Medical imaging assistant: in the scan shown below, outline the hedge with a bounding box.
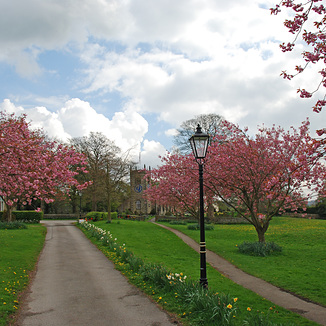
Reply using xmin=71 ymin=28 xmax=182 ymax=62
xmin=0 ymin=210 xmax=43 ymax=223
xmin=85 ymin=211 xmax=118 ymax=221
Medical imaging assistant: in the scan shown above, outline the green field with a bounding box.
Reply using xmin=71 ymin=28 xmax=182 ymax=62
xmin=90 ymin=218 xmax=323 ymax=325
xmin=0 ymin=225 xmax=46 ymax=326
xmin=163 ymin=217 xmax=326 ymax=306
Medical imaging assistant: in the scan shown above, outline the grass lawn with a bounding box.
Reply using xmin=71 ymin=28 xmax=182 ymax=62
xmin=163 ymin=217 xmax=326 ymax=306
xmin=0 ymin=225 xmax=46 ymax=326
xmin=91 ymin=219 xmax=319 ymax=325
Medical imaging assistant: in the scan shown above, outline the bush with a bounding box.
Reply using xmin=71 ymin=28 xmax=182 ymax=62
xmin=0 ymin=210 xmax=42 ymax=223
xmin=86 ymin=211 xmax=118 ymax=221
xmin=86 ymin=211 xmax=107 ymax=221
xmin=187 ymin=224 xmax=214 ymax=230
xmin=157 ymin=218 xmax=172 ymax=223
xmin=238 ymin=241 xmax=282 ymax=257
xmin=185 ymin=219 xmax=198 ymax=223
xmin=0 ymin=221 xmax=27 ymax=229
xmin=169 ymin=220 xmax=187 ymax=225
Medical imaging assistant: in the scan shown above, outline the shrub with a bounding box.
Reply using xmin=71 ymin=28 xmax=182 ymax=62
xmin=0 ymin=210 xmax=42 ymax=223
xmin=86 ymin=211 xmax=118 ymax=221
xmin=157 ymin=218 xmax=172 ymax=223
xmin=86 ymin=211 xmax=107 ymax=221
xmin=238 ymin=242 xmax=282 ymax=257
xmin=169 ymin=220 xmax=187 ymax=225
xmin=185 ymin=219 xmax=198 ymax=223
xmin=187 ymin=224 xmax=214 ymax=230
xmin=111 ymin=212 xmax=118 ymax=220
xmin=0 ymin=221 xmax=27 ymax=229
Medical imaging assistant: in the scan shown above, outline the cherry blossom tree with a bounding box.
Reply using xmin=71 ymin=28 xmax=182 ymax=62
xmin=205 ymin=119 xmax=326 ymax=242
xmin=271 ymin=0 xmax=326 ymax=126
xmin=144 ymin=153 xmax=212 ymax=219
xmin=0 ymin=113 xmax=89 ymax=221
xmin=146 ymin=119 xmax=326 ymax=243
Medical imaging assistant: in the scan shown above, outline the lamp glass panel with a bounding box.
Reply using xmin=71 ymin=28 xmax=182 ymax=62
xmin=194 ymin=137 xmax=208 ymax=158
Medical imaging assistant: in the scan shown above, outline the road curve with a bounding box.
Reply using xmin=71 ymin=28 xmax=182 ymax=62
xmin=15 ymin=220 xmax=176 ymax=326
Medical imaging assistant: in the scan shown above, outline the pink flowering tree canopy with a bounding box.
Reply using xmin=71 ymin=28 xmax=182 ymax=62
xmin=0 ymin=113 xmax=89 ymax=221
xmin=146 ymin=119 xmax=326 ymax=243
xmin=271 ymin=0 xmax=326 ymax=125
xmin=144 ymin=154 xmax=213 ymax=219
xmin=205 ymin=119 xmax=326 ymax=242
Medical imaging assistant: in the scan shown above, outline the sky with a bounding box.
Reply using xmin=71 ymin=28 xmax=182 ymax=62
xmin=0 ymin=0 xmax=325 ymax=168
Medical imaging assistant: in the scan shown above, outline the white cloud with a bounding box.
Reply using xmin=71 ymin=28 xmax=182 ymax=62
xmin=0 ymin=98 xmax=165 ymax=167
xmin=0 ymin=0 xmax=325 ymax=167
xmin=0 ymin=99 xmax=24 ymax=114
xmin=140 ymin=140 xmax=167 ymax=168
xmin=165 ymin=128 xmax=178 ymax=137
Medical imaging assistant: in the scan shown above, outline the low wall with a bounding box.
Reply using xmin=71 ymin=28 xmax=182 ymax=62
xmin=43 ymin=214 xmax=82 ymax=219
xmin=155 ymin=215 xmax=249 ymax=224
xmin=212 ymin=216 xmax=249 ymax=224
xmin=283 ymin=213 xmax=321 ymax=219
xmin=118 ymin=215 xmax=146 ymax=221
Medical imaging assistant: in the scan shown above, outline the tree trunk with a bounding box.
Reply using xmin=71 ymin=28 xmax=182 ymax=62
xmin=257 ymin=229 xmax=265 ymax=243
xmin=207 ymin=201 xmax=214 ymax=221
xmin=4 ymin=204 xmax=13 ymax=222
xmin=107 ymin=191 xmax=111 ymax=222
xmin=254 ymin=222 xmax=269 ymax=243
xmin=92 ymin=191 xmax=97 ymax=211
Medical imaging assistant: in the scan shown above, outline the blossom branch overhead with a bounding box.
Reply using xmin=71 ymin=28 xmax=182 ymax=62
xmin=271 ymin=0 xmax=326 ymax=117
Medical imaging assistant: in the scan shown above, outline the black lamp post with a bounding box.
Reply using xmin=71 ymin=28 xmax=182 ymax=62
xmin=189 ymin=124 xmax=210 ymax=288
xmin=78 ymin=191 xmax=82 ymax=220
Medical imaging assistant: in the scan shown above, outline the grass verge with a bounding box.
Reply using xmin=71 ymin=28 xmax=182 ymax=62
xmin=79 ymin=220 xmax=318 ymax=325
xmin=0 ymin=224 xmax=46 ymax=326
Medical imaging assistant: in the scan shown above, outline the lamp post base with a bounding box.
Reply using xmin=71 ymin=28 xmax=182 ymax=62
xmin=200 ymin=277 xmax=208 ymax=288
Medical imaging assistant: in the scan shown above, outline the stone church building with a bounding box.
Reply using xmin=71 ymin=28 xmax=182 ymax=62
xmin=129 ymin=166 xmax=153 ymax=214
xmin=119 ymin=165 xmax=167 ymax=216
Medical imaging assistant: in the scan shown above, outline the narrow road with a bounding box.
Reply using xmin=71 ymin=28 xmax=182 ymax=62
xmin=154 ymin=222 xmax=326 ymax=326
xmin=15 ymin=220 xmax=176 ymax=326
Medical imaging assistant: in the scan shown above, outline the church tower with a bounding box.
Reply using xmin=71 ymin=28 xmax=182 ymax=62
xmin=129 ymin=165 xmax=152 ymax=214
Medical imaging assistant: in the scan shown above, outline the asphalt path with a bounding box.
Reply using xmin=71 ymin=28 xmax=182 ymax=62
xmin=15 ymin=220 xmax=176 ymax=326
